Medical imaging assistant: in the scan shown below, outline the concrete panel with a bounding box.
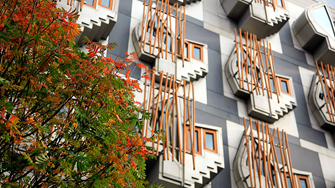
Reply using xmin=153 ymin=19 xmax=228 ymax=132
xmin=211 ymin=145 xmax=232 ymax=188
xmin=293 ymin=83 xmax=313 ymax=127
xmin=289 ymin=143 xmax=325 ymax=181
xmin=186 ymin=15 xmax=203 ymax=27
xmin=195 ymin=102 xmax=240 ymax=124
xmin=195 ymin=108 xmax=229 ymax=145
xmin=313 ymin=175 xmax=327 ymax=188
xmin=185 ymin=21 xmax=221 ymax=52
xmin=297 ymin=123 xmax=328 ymax=148
xmin=108 ymin=13 xmax=131 ymax=59
xmin=119 ymin=0 xmax=132 ymax=16
xmin=207 ymin=90 xmax=239 ymax=116
xmin=279 ymin=18 xmax=295 ymax=46
xmin=274 ymin=57 xmax=302 ymax=84
xmin=207 ymin=49 xmax=224 ymax=95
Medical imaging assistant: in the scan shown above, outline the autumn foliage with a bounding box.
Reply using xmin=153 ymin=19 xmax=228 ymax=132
xmin=0 ymin=0 xmax=154 ymax=187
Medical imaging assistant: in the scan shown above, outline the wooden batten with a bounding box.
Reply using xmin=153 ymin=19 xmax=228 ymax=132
xmin=243 ymin=118 xmax=297 ymax=188
xmin=157 ymin=72 xmax=170 ymax=156
xmin=243 ymin=117 xmax=254 ymax=187
xmin=183 ymin=80 xmax=187 ymax=165
xmin=244 ymin=32 xmax=250 ymax=92
xmin=316 ymin=61 xmax=333 ymax=122
xmin=234 ymin=29 xmax=241 ymax=88
xmin=239 ymin=29 xmax=244 ymax=90
xmin=145 ymin=70 xmax=155 ymax=139
xmin=140 ymin=0 xmax=146 ymax=51
xmin=141 ymin=78 xmax=148 ymax=140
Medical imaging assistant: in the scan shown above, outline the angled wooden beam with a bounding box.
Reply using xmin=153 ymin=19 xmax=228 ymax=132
xmin=141 ymin=78 xmax=148 ymax=140
xmin=192 ymin=83 xmax=196 ymax=170
xmin=145 ymin=69 xmax=155 ymax=139
xmin=156 ymin=72 xmax=170 ymax=156
xmin=243 ymin=117 xmax=254 ymax=188
xmin=234 ymin=28 xmax=242 ymax=89
xmin=152 ymin=71 xmax=164 ymax=154
xmin=140 ymin=0 xmax=147 ymax=51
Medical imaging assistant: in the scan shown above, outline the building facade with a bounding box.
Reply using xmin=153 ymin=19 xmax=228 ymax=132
xmin=59 ymin=0 xmax=335 ymax=187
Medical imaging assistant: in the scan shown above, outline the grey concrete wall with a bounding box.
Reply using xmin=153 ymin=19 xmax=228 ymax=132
xmin=105 ymin=0 xmax=335 ymax=187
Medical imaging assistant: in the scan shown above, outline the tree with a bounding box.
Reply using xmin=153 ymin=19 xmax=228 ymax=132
xmin=0 ymin=0 xmax=153 ymax=187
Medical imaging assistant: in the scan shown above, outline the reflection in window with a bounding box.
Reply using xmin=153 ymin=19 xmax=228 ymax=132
xmin=188 ymin=130 xmax=199 ymax=151
xmin=205 ymin=133 xmax=214 ymax=150
xmin=86 ymin=0 xmax=95 ymax=6
xmin=300 ymin=179 xmax=308 ymax=188
xmin=194 ymin=47 xmax=201 ymax=59
xmin=281 ymin=80 xmax=288 ymax=93
xmin=270 ymin=78 xmax=276 ymax=92
xmin=277 ymin=0 xmax=283 ymax=7
xmin=286 ymin=176 xmax=292 ymax=188
xmin=312 ymin=6 xmax=335 ymax=38
xmin=100 ymin=0 xmax=111 ymax=7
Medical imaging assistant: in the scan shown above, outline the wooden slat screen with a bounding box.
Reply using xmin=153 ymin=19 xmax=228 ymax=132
xmin=315 ymin=61 xmax=335 ymax=123
xmin=243 ymin=117 xmax=297 ymax=188
xmin=142 ymin=70 xmax=197 ymax=169
xmin=234 ymin=28 xmax=281 ymax=103
xmin=140 ymin=0 xmax=186 ymax=66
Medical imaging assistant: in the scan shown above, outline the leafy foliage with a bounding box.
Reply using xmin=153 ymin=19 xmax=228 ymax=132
xmin=0 ymin=0 xmax=154 ymax=187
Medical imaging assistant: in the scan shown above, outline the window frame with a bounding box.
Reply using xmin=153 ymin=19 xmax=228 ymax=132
xmin=296 ymin=175 xmax=311 ymax=188
xmin=99 ymin=0 xmax=113 ymax=9
xmin=203 ymin=129 xmax=218 ymax=153
xmin=85 ymin=0 xmax=97 ymax=8
xmin=183 ymin=41 xmax=190 ymax=62
xmin=279 ymin=77 xmax=291 ymax=95
xmin=186 ymin=126 xmax=202 ymax=155
xmin=192 ymin=43 xmax=203 ymax=62
xmin=276 ymin=0 xmax=285 ymax=9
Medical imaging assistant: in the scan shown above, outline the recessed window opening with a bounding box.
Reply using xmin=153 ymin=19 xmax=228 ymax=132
xmin=99 ymin=0 xmax=113 ymax=9
xmin=312 ymin=6 xmax=335 ymax=38
xmin=192 ymin=44 xmax=203 ymax=62
xmin=279 ymin=77 xmax=291 ymax=95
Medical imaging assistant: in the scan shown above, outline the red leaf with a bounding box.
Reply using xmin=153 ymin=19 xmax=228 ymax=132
xmin=125 ymin=51 xmax=128 ymax=56
xmin=126 ymin=69 xmax=131 ymax=79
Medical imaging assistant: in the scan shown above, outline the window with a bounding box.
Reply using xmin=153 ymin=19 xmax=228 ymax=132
xmin=296 ymin=175 xmax=310 ymax=188
xmin=186 ymin=126 xmax=201 ymax=155
xmin=312 ymin=6 xmax=335 ymax=38
xmin=85 ymin=0 xmax=113 ymax=9
xmin=192 ymin=44 xmax=203 ymax=62
xmin=85 ymin=0 xmax=97 ymax=8
xmin=279 ymin=77 xmax=291 ymax=95
xmin=203 ymin=129 xmax=217 ymax=153
xmin=269 ymin=77 xmax=276 ymax=93
xmin=276 ymin=0 xmax=284 ymax=8
xmin=183 ymin=41 xmax=190 ymax=61
xmin=99 ymin=0 xmax=113 ymax=9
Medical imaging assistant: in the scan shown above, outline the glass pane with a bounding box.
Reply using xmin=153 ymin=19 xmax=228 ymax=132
xmin=205 ymin=132 xmax=214 ymax=150
xmin=193 ymin=46 xmax=201 ymax=60
xmin=184 ymin=43 xmax=188 ymax=58
xmin=277 ymin=0 xmax=283 ymax=7
xmin=188 ymin=130 xmax=191 ymax=150
xmin=195 ymin=131 xmax=199 ymax=151
xmin=101 ymin=0 xmax=110 ymax=7
xmin=86 ymin=0 xmax=94 ymax=6
xmin=312 ymin=6 xmax=335 ymax=38
xmin=300 ymin=179 xmax=308 ymax=188
xmin=188 ymin=130 xmax=199 ymax=151
xmin=281 ymin=80 xmax=288 ymax=93
xmin=287 ymin=177 xmax=292 ymax=188
xmin=270 ymin=78 xmax=276 ymax=92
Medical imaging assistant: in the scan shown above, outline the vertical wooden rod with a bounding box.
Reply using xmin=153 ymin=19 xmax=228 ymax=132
xmin=140 ymin=0 xmax=147 ymax=51
xmin=192 ymin=83 xmax=196 ymax=170
xmin=277 ymin=128 xmax=288 ymax=188
xmin=183 ymin=80 xmax=187 ymax=165
xmin=141 ymin=78 xmax=148 ymax=140
xmin=243 ymin=118 xmax=254 ymax=188
xmin=234 ymin=28 xmax=241 ymax=88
